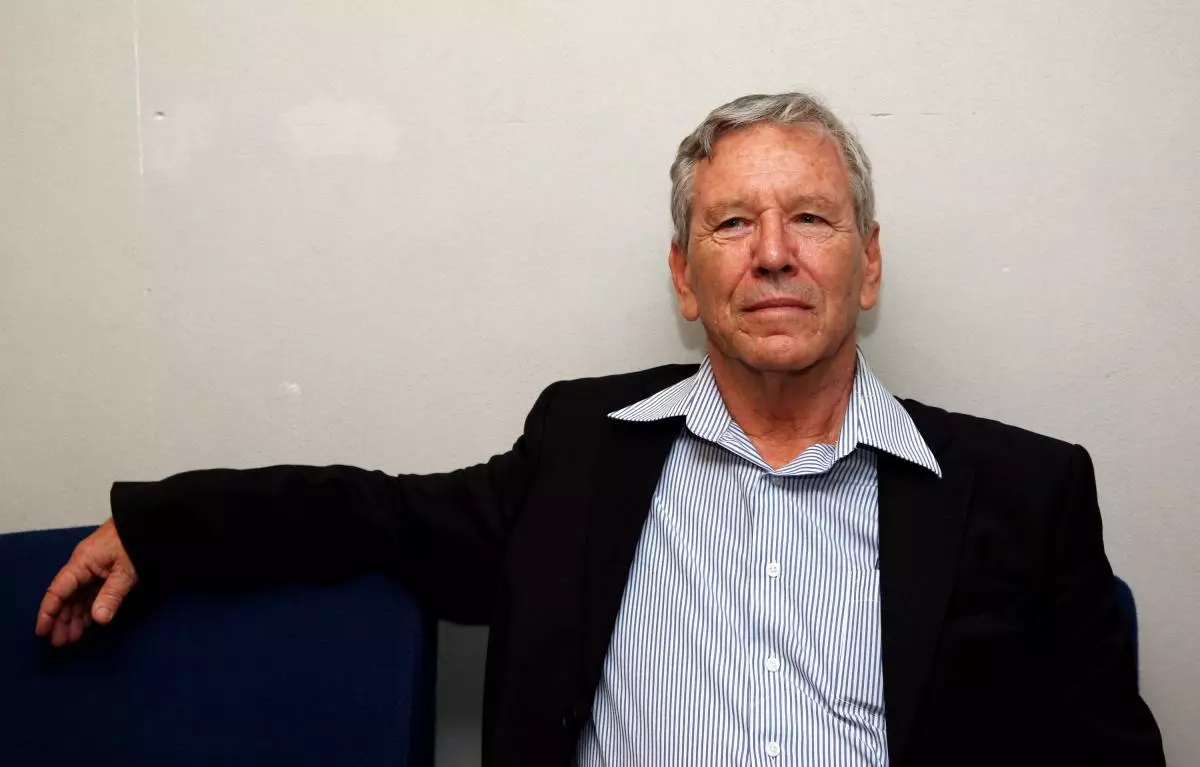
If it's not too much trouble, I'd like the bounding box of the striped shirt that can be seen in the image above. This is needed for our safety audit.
[574,348,941,767]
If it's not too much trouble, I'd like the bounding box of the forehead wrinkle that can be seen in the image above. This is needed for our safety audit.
[708,124,839,168]
[697,170,845,215]
[694,131,852,219]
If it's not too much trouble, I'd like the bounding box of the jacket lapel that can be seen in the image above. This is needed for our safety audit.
[579,414,684,701]
[878,402,974,764]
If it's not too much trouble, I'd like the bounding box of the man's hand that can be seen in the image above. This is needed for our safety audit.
[34,519,139,646]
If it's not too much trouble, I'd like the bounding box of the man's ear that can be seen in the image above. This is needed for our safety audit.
[669,241,700,321]
[858,222,882,312]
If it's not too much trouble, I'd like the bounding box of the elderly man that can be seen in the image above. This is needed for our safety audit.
[36,93,1162,766]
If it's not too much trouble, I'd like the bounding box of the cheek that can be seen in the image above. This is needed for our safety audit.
[809,248,862,302]
[692,260,744,309]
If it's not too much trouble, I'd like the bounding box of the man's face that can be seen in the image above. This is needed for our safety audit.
[670,122,881,373]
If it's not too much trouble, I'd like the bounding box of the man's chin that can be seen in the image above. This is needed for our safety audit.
[727,338,826,373]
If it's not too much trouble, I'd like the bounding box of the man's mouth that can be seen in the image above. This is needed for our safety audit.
[744,297,814,312]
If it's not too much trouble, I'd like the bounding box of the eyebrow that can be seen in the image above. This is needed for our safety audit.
[701,194,841,219]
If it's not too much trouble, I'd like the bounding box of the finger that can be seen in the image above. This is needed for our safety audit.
[92,567,136,625]
[68,602,86,644]
[36,564,95,635]
[51,609,71,647]
[35,561,100,638]
[52,562,94,599]
[55,600,85,646]
[35,590,64,637]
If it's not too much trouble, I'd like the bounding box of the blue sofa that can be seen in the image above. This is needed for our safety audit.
[0,526,437,767]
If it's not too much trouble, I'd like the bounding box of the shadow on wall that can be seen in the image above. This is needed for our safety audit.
[435,623,489,765]
[860,289,881,338]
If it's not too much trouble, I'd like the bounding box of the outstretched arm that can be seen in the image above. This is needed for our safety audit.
[36,382,557,643]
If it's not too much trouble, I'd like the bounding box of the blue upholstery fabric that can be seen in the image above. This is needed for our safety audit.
[0,526,436,766]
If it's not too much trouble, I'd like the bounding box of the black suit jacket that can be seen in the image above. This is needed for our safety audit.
[112,364,1164,766]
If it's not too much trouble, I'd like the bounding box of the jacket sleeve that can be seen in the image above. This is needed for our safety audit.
[1037,444,1164,765]
[110,383,558,625]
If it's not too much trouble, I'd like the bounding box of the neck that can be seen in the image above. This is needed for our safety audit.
[708,334,859,470]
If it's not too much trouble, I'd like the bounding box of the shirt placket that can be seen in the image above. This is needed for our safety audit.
[746,465,793,766]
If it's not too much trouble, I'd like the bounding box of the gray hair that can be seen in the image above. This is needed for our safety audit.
[669,92,876,249]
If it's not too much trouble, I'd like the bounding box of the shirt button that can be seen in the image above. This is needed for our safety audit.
[769,475,784,486]
[766,561,781,578]
[766,740,781,758]
[765,655,781,673]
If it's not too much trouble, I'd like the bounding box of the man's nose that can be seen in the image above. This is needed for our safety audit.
[751,213,797,275]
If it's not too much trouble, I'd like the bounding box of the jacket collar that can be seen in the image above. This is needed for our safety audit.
[608,348,941,477]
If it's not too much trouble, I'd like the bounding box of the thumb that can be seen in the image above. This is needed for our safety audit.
[92,566,137,625]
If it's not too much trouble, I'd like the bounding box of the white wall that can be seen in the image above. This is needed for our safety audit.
[2,1,1197,763]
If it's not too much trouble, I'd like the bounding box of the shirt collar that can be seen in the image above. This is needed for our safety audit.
[608,348,942,477]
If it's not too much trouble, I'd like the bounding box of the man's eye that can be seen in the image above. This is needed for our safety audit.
[717,218,747,231]
[795,213,824,225]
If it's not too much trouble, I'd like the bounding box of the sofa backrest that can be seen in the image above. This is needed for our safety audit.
[0,525,437,766]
